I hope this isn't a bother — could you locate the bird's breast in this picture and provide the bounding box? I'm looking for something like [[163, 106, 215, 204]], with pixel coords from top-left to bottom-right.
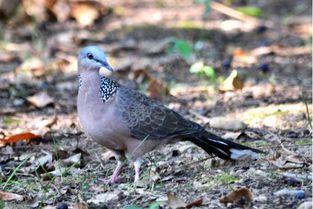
[[77, 90, 129, 150]]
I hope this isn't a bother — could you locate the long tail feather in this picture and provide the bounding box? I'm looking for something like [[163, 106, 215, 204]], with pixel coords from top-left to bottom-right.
[[188, 131, 263, 160]]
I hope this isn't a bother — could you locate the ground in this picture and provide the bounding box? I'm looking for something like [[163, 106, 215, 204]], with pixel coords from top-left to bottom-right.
[[0, 0, 312, 209]]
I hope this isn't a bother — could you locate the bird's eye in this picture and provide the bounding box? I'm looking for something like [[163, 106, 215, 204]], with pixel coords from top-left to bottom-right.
[[87, 53, 93, 59]]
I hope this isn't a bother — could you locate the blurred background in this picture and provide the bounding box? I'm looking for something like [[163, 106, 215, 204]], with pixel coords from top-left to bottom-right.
[[0, 0, 312, 208]]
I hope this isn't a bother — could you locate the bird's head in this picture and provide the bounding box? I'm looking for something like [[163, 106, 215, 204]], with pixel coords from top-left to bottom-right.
[[78, 46, 113, 74]]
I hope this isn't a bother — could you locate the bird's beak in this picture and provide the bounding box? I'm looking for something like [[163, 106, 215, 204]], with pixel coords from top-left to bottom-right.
[[99, 60, 113, 72], [99, 62, 114, 76]]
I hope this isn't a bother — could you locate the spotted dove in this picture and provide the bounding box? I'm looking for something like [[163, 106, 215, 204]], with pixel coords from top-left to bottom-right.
[[77, 46, 263, 184]]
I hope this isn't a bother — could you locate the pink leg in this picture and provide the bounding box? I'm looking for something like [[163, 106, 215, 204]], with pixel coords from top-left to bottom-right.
[[111, 160, 124, 184], [133, 158, 143, 184]]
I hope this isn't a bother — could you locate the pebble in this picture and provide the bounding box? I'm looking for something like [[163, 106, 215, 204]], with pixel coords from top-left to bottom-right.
[[274, 188, 305, 199], [56, 203, 68, 209], [286, 178, 301, 187], [258, 63, 270, 73], [256, 25, 267, 33], [171, 150, 180, 157], [222, 58, 232, 69]]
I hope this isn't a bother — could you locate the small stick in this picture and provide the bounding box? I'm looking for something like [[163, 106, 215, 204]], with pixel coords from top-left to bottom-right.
[[211, 1, 260, 26]]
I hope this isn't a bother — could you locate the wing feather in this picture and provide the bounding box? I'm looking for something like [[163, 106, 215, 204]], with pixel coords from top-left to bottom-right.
[[116, 86, 201, 140]]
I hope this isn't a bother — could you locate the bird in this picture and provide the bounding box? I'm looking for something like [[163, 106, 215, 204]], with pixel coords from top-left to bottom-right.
[[77, 46, 263, 184]]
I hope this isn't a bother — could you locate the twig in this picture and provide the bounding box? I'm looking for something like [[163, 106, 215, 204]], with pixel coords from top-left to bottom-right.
[[95, 153, 106, 170], [184, 156, 215, 168], [130, 134, 150, 160], [251, 46, 311, 57], [211, 1, 260, 26], [0, 107, 34, 116], [268, 132, 298, 156]]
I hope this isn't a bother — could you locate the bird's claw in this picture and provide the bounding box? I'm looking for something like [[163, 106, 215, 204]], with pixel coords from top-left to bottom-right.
[[110, 175, 121, 184]]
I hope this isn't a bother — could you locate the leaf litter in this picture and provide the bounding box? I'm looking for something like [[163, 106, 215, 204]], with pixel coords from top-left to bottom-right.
[[0, 0, 312, 208]]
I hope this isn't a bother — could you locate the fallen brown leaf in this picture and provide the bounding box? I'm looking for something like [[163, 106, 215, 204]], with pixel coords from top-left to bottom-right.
[[269, 154, 306, 169], [0, 190, 23, 201], [251, 45, 311, 57], [17, 57, 46, 77], [219, 70, 244, 92], [0, 0, 20, 20], [49, 0, 71, 23], [167, 192, 203, 209], [148, 78, 168, 99], [70, 1, 102, 26], [70, 202, 88, 209], [43, 106, 58, 128], [220, 187, 253, 208], [22, 0, 50, 23], [0, 132, 41, 147], [167, 192, 186, 209], [232, 48, 257, 66], [27, 92, 54, 108], [186, 198, 203, 208]]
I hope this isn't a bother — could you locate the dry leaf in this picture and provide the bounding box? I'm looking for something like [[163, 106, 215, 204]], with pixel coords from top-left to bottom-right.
[[70, 202, 88, 209], [87, 191, 122, 204], [0, 190, 23, 201], [167, 192, 187, 209], [269, 154, 306, 169], [36, 151, 53, 166], [0, 0, 20, 19], [62, 153, 81, 166], [71, 1, 101, 26], [148, 78, 168, 99], [220, 187, 253, 208], [22, 0, 50, 23], [219, 70, 243, 92], [101, 150, 115, 161], [186, 198, 203, 208], [232, 48, 257, 66], [27, 92, 54, 108], [41, 106, 58, 128], [149, 169, 161, 182], [0, 52, 20, 62], [50, 0, 71, 23], [18, 57, 45, 77], [0, 132, 41, 147]]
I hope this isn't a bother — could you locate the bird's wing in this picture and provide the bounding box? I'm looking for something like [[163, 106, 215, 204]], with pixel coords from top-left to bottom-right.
[[116, 86, 201, 140]]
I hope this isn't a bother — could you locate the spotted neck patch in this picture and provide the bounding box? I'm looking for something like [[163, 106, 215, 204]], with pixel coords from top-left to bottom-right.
[[99, 76, 119, 102], [78, 74, 82, 89]]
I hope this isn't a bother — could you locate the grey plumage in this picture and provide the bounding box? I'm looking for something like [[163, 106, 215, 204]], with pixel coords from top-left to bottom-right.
[[77, 46, 263, 184]]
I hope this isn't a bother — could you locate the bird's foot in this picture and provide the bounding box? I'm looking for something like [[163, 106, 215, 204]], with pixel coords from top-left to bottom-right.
[[110, 174, 121, 184]]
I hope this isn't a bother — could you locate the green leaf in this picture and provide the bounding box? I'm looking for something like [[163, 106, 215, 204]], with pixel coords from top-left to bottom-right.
[[0, 201, 4, 209], [174, 39, 192, 60], [237, 6, 263, 17], [149, 201, 162, 209], [123, 205, 142, 209], [203, 66, 215, 79], [190, 62, 215, 80], [190, 62, 204, 74]]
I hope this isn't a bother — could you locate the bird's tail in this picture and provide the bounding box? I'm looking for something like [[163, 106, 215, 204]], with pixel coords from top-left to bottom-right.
[[188, 131, 263, 160]]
